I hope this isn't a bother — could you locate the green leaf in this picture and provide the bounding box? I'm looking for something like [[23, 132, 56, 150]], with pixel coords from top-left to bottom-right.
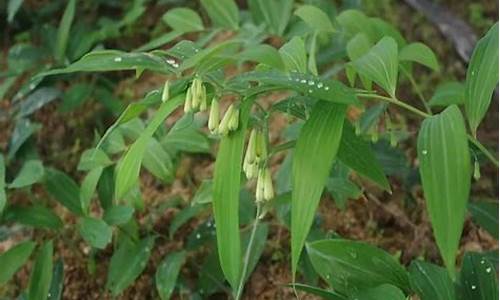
[[135, 31, 184, 52], [161, 127, 210, 154], [60, 82, 93, 112], [239, 44, 285, 71], [417, 105, 471, 277], [155, 251, 187, 300], [192, 180, 213, 205], [248, 0, 293, 35], [337, 122, 390, 191], [169, 204, 207, 238], [458, 252, 498, 300], [306, 239, 410, 295], [28, 241, 53, 300], [9, 160, 44, 188], [469, 201, 498, 237], [7, 0, 24, 23], [114, 95, 183, 200], [0, 240, 36, 285], [399, 42, 439, 71], [0, 154, 5, 214], [142, 138, 174, 182], [103, 205, 134, 226], [294, 5, 335, 32], [8, 118, 40, 159], [241, 223, 268, 282], [55, 0, 76, 63], [326, 177, 361, 209], [77, 217, 112, 249], [80, 167, 103, 214], [162, 8, 204, 32], [409, 260, 456, 300], [4, 204, 63, 230], [351, 284, 406, 300], [346, 33, 373, 60], [228, 71, 359, 105], [106, 236, 156, 296], [291, 101, 346, 278], [97, 166, 115, 210], [17, 87, 61, 118], [37, 50, 174, 79], [200, 0, 239, 30], [351, 37, 399, 97], [47, 259, 64, 300], [288, 283, 347, 300], [279, 37, 307, 73], [44, 168, 83, 215], [212, 98, 253, 289], [77, 148, 112, 171], [429, 81, 465, 107], [465, 23, 499, 136]]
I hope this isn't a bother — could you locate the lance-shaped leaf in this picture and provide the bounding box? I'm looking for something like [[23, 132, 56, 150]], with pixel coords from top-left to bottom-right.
[[338, 122, 390, 191], [200, 0, 239, 30], [115, 95, 183, 200], [399, 42, 439, 71], [294, 5, 335, 32], [291, 101, 346, 278], [8, 160, 44, 189], [464, 23, 499, 136], [54, 0, 76, 63], [417, 105, 471, 277], [352, 284, 406, 300], [162, 8, 204, 33], [409, 260, 455, 300], [28, 241, 53, 300], [44, 168, 82, 215], [458, 252, 498, 300], [212, 98, 253, 289], [37, 51, 175, 79], [307, 239, 410, 294], [351, 37, 399, 97], [468, 201, 498, 237], [279, 36, 307, 73], [0, 240, 36, 285], [155, 251, 187, 300]]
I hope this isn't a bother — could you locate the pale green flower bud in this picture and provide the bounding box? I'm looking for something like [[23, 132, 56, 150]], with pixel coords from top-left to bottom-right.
[[184, 87, 192, 113], [244, 129, 257, 165], [228, 107, 239, 131], [243, 160, 258, 179], [161, 80, 169, 103], [208, 98, 220, 134], [255, 168, 265, 202], [263, 167, 274, 201], [474, 160, 481, 180], [254, 131, 267, 163], [199, 85, 207, 111], [218, 104, 235, 136]]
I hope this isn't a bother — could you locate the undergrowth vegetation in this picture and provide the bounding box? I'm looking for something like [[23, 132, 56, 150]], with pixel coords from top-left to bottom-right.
[[0, 0, 498, 299]]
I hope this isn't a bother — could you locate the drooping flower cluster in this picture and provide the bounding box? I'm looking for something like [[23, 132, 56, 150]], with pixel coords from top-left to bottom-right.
[[184, 77, 207, 113], [243, 129, 274, 202]]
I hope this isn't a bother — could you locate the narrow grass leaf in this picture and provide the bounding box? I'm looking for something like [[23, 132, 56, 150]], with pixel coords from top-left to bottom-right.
[[212, 98, 253, 289], [28, 240, 53, 300], [465, 23, 499, 136], [306, 239, 410, 294], [0, 240, 36, 285], [291, 101, 346, 278], [417, 105, 471, 277], [155, 251, 187, 300]]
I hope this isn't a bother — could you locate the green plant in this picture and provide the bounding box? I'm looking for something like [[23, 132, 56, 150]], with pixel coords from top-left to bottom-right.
[[1, 1, 498, 299]]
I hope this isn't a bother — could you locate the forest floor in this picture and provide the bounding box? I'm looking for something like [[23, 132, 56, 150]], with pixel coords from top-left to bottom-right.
[[0, 0, 498, 299]]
